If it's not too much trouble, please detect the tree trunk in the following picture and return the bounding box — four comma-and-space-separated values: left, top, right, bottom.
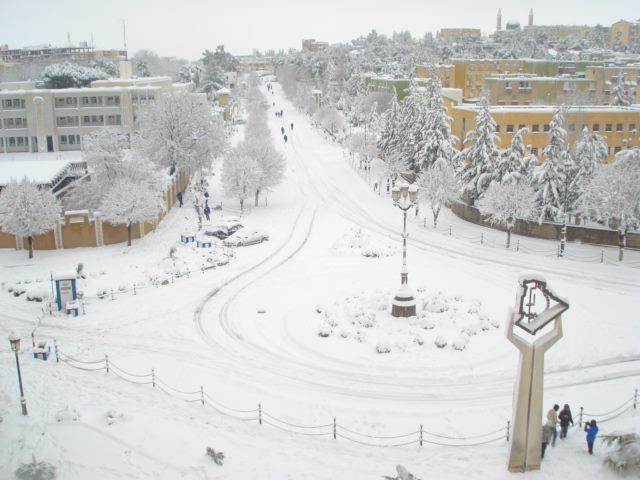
619, 231, 625, 261
28, 236, 34, 259
506, 227, 512, 249
255, 189, 260, 207
432, 207, 440, 228
240, 198, 244, 214
127, 223, 132, 247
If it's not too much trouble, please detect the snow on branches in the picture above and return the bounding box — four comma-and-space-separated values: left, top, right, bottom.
41, 62, 109, 88
417, 157, 459, 228
0, 178, 61, 258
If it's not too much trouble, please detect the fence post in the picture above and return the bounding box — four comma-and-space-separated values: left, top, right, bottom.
419, 424, 423, 447
171, 273, 174, 284
333, 417, 337, 440
133, 283, 137, 295
110, 288, 114, 301
105, 354, 109, 373
506, 420, 510, 442
258, 404, 262, 425
449, 225, 452, 236
200, 386, 204, 406
579, 407, 584, 428
634, 388, 638, 410
557, 244, 561, 258
516, 240, 520, 252
186, 268, 190, 278
480, 232, 484, 245
54, 339, 59, 363
600, 250, 604, 264
151, 368, 155, 388
82, 300, 86, 315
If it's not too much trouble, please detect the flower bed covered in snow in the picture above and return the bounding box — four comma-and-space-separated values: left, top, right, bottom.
332, 227, 399, 258
315, 288, 500, 355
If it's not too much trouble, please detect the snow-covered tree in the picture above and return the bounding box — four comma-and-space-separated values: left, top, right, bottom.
41, 62, 108, 88
136, 60, 151, 78
477, 180, 538, 248
398, 88, 429, 172
221, 145, 260, 214
494, 127, 529, 184
100, 179, 165, 246
417, 157, 459, 228
134, 91, 228, 173
244, 138, 286, 206
612, 71, 633, 107
378, 95, 403, 156
82, 128, 130, 185
314, 106, 345, 138
458, 98, 500, 204
383, 151, 411, 185
582, 159, 640, 261
346, 132, 378, 168
0, 178, 61, 258
418, 77, 456, 172
601, 432, 640, 474
534, 108, 570, 221
569, 126, 608, 212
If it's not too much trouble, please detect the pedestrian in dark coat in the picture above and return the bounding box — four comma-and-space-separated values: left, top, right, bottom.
558, 404, 574, 439
177, 191, 183, 207
290, 122, 294, 131
204, 204, 211, 221
280, 109, 283, 116
584, 420, 598, 455
281, 127, 285, 135
284, 135, 288, 143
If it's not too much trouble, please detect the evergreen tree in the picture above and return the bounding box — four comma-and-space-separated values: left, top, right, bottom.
458, 97, 500, 204
378, 95, 402, 156
534, 108, 569, 221
495, 127, 528, 184
612, 71, 633, 107
569, 126, 608, 211
418, 77, 456, 172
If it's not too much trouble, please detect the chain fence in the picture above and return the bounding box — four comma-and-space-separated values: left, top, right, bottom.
50, 343, 637, 449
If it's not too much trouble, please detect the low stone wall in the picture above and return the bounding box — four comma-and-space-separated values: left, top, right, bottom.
449, 201, 640, 249
0, 170, 190, 251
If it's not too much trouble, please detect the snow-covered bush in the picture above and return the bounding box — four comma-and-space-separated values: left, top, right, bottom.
602, 432, 640, 474
461, 322, 480, 336
25, 288, 47, 302
105, 410, 124, 425
55, 405, 80, 423
15, 455, 56, 480
205, 447, 225, 466
376, 342, 391, 354
339, 329, 350, 339
413, 334, 424, 346
434, 336, 447, 348
451, 336, 468, 351
318, 324, 332, 338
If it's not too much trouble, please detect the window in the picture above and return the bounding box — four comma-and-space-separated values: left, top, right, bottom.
505, 81, 512, 90
617, 123, 623, 132
519, 81, 531, 90
66, 97, 76, 106
532, 124, 540, 132
518, 124, 525, 130
8, 137, 16, 146
605, 124, 612, 132
593, 124, 600, 132
16, 137, 24, 146
495, 125, 501, 132
531, 147, 538, 155
59, 135, 67, 145
511, 100, 519, 105
543, 124, 550, 132
106, 114, 122, 126
630, 123, 637, 132
497, 100, 505, 105
106, 96, 121, 106
614, 146, 622, 154
2, 98, 25, 109
506, 124, 514, 133
568, 124, 576, 132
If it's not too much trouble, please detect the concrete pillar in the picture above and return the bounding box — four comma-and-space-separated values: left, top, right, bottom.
94, 213, 104, 247
54, 220, 64, 249
32, 96, 47, 153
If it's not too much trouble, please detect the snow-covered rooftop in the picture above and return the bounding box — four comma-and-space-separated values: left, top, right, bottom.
454, 104, 640, 113
0, 86, 161, 96
0, 159, 71, 186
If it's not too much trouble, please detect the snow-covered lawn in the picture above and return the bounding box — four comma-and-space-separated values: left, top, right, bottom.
1, 81, 638, 479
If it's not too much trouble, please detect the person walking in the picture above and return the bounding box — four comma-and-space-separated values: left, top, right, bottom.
281, 126, 285, 135
584, 420, 599, 455
290, 122, 294, 131
176, 191, 183, 208
280, 109, 283, 117
283, 135, 288, 143
541, 424, 553, 459
558, 404, 574, 439
546, 404, 560, 447
203, 201, 211, 221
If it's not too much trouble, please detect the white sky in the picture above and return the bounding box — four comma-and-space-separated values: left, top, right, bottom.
1, 0, 636, 60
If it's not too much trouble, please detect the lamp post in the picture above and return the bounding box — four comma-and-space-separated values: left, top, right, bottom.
391, 182, 419, 318
559, 160, 573, 258
8, 332, 28, 415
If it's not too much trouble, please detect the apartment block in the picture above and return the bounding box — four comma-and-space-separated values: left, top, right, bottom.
0, 76, 190, 153
414, 64, 456, 88
450, 58, 525, 99
450, 105, 640, 161
584, 65, 640, 104
484, 74, 598, 105
437, 29, 481, 41
610, 19, 639, 48
0, 44, 127, 64
302, 39, 329, 52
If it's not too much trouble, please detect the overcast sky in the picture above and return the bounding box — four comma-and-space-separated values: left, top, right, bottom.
1, 0, 636, 60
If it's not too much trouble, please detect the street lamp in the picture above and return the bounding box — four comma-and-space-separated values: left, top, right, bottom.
391, 182, 419, 318
559, 160, 573, 258
9, 332, 28, 415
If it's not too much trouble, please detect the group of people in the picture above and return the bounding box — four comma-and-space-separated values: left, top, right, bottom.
542, 404, 599, 459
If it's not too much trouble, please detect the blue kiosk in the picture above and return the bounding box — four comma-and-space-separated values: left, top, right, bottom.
54, 272, 78, 316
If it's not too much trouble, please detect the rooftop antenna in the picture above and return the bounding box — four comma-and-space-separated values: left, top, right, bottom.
122, 20, 128, 59
91, 32, 94, 48
66, 32, 71, 46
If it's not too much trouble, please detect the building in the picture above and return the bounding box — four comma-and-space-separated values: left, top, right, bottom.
235, 55, 273, 71
302, 39, 329, 52
415, 64, 456, 88
437, 29, 481, 41
450, 105, 640, 160
584, 65, 640, 104
364, 75, 462, 108
0, 44, 127, 64
484, 74, 598, 106
610, 19, 640, 48
450, 58, 525, 99
0, 63, 192, 153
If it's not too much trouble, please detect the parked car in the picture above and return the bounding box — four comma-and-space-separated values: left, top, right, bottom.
203, 219, 243, 239
223, 230, 269, 247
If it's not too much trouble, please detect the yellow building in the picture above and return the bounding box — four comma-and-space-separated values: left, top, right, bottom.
302, 39, 329, 52
450, 58, 525, 99
584, 65, 640, 104
437, 29, 481, 40
415, 64, 456, 88
610, 20, 639, 47
451, 105, 640, 161
484, 74, 597, 105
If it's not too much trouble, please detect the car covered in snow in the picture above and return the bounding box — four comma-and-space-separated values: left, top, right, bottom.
223, 230, 269, 247
203, 219, 243, 239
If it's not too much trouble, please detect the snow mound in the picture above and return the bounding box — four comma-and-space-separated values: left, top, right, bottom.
332, 228, 399, 258
55, 405, 80, 423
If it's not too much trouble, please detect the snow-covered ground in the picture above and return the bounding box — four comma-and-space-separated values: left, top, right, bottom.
1, 82, 638, 479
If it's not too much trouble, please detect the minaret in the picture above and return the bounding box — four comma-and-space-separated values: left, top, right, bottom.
528, 8, 533, 27
497, 8, 502, 31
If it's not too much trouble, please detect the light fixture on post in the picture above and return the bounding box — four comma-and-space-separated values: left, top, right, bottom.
391, 181, 419, 318
9, 332, 28, 416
